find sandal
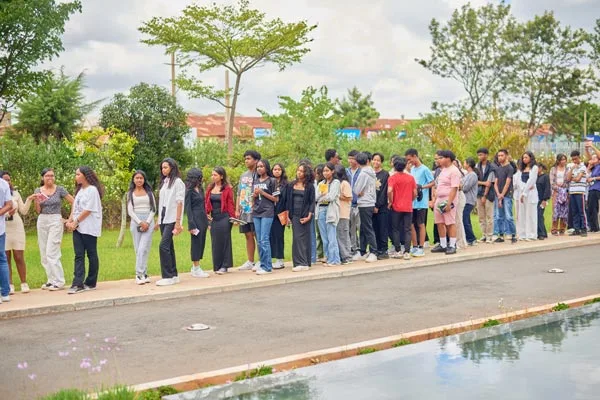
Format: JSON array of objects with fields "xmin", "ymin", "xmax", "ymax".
[{"xmin": 551, "ymin": 229, "xmax": 558, "ymax": 236}]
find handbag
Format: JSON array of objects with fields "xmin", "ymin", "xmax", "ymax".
[{"xmin": 277, "ymin": 210, "xmax": 289, "ymax": 225}]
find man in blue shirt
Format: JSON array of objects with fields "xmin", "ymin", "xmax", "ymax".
[{"xmin": 405, "ymin": 149, "xmax": 434, "ymax": 257}]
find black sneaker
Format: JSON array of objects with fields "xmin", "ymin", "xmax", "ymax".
[
  {"xmin": 511, "ymin": 235, "xmax": 517, "ymax": 244},
  {"xmin": 569, "ymin": 230, "xmax": 580, "ymax": 236},
  {"xmin": 431, "ymin": 244, "xmax": 447, "ymax": 253},
  {"xmin": 377, "ymin": 253, "xmax": 390, "ymax": 260},
  {"xmin": 580, "ymin": 231, "xmax": 588, "ymax": 237},
  {"xmin": 84, "ymin": 285, "xmax": 96, "ymax": 291},
  {"xmin": 445, "ymin": 246, "xmax": 457, "ymax": 255},
  {"xmin": 494, "ymin": 236, "xmax": 505, "ymax": 243},
  {"xmin": 41, "ymin": 282, "xmax": 53, "ymax": 290},
  {"xmin": 67, "ymin": 286, "xmax": 85, "ymax": 295}
]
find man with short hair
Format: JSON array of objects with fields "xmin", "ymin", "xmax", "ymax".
[
  {"xmin": 372, "ymin": 153, "xmax": 389, "ymax": 259},
  {"xmin": 346, "ymin": 150, "xmax": 361, "ymax": 255},
  {"xmin": 388, "ymin": 157, "xmax": 417, "ymax": 260},
  {"xmin": 237, "ymin": 150, "xmax": 261, "ymax": 270},
  {"xmin": 431, "ymin": 150, "xmax": 461, "ymax": 255},
  {"xmin": 325, "ymin": 149, "xmax": 341, "ymax": 165},
  {"xmin": 0, "ymin": 177, "xmax": 13, "ymax": 303},
  {"xmin": 494, "ymin": 149, "xmax": 517, "ymax": 243},
  {"xmin": 566, "ymin": 150, "xmax": 588, "ymax": 236},
  {"xmin": 405, "ymin": 148, "xmax": 434, "ymax": 257},
  {"xmin": 476, "ymin": 148, "xmax": 496, "ymax": 243},
  {"xmin": 352, "ymin": 152, "xmax": 378, "ymax": 262}
]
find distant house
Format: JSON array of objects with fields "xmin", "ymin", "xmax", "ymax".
[
  {"xmin": 0, "ymin": 112, "xmax": 12, "ymax": 135},
  {"xmin": 186, "ymin": 113, "xmax": 272, "ymax": 140}
]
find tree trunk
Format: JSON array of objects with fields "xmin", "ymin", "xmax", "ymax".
[
  {"xmin": 116, "ymin": 193, "xmax": 127, "ymax": 248},
  {"xmin": 227, "ymin": 73, "xmax": 243, "ymax": 156}
]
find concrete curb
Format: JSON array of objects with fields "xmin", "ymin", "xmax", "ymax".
[
  {"xmin": 132, "ymin": 293, "xmax": 600, "ymax": 394},
  {"xmin": 1, "ymin": 237, "xmax": 598, "ymax": 320}
]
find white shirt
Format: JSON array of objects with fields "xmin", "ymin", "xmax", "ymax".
[
  {"xmin": 73, "ymin": 185, "xmax": 103, "ymax": 237},
  {"xmin": 0, "ymin": 179, "xmax": 12, "ymax": 236},
  {"xmin": 158, "ymin": 178, "xmax": 185, "ymax": 224},
  {"xmin": 127, "ymin": 192, "xmax": 155, "ymax": 224}
]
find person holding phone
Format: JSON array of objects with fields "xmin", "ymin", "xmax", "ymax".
[{"xmin": 205, "ymin": 167, "xmax": 235, "ymax": 274}]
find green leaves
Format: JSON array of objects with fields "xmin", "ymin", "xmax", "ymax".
[{"xmin": 334, "ymin": 87, "xmax": 380, "ymax": 130}]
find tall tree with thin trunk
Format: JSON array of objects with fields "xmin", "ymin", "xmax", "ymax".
[
  {"xmin": 139, "ymin": 0, "xmax": 317, "ymax": 156},
  {"xmin": 334, "ymin": 87, "xmax": 380, "ymax": 131}
]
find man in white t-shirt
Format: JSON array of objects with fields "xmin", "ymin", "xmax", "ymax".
[{"xmin": 0, "ymin": 178, "xmax": 14, "ymax": 302}]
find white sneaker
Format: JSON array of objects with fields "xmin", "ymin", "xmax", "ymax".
[
  {"xmin": 390, "ymin": 251, "xmax": 402, "ymax": 259},
  {"xmin": 326, "ymin": 263, "xmax": 341, "ymax": 267},
  {"xmin": 256, "ymin": 268, "xmax": 272, "ymax": 275},
  {"xmin": 403, "ymin": 252, "xmax": 411, "ymax": 260},
  {"xmin": 238, "ymin": 260, "xmax": 255, "ymax": 271},
  {"xmin": 191, "ymin": 266, "xmax": 210, "ymax": 278},
  {"xmin": 135, "ymin": 276, "xmax": 145, "ymax": 285},
  {"xmin": 292, "ymin": 265, "xmax": 309, "ymax": 272},
  {"xmin": 365, "ymin": 253, "xmax": 378, "ymax": 263},
  {"xmin": 172, "ymin": 276, "xmax": 180, "ymax": 284},
  {"xmin": 144, "ymin": 275, "xmax": 151, "ymax": 284},
  {"xmin": 9, "ymin": 285, "xmax": 15, "ymax": 295},
  {"xmin": 1, "ymin": 295, "xmax": 10, "ymax": 302},
  {"xmin": 352, "ymin": 252, "xmax": 366, "ymax": 261},
  {"xmin": 21, "ymin": 283, "xmax": 30, "ymax": 293},
  {"xmin": 215, "ymin": 268, "xmax": 227, "ymax": 275},
  {"xmin": 272, "ymin": 260, "xmax": 285, "ymax": 270},
  {"xmin": 251, "ymin": 263, "xmax": 261, "ymax": 272},
  {"xmin": 486, "ymin": 238, "xmax": 494, "ymax": 244},
  {"xmin": 423, "ymin": 242, "xmax": 430, "ymax": 249},
  {"xmin": 156, "ymin": 278, "xmax": 175, "ymax": 286}
]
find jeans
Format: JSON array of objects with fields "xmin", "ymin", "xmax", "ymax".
[
  {"xmin": 317, "ymin": 208, "xmax": 341, "ymax": 264},
  {"xmin": 569, "ymin": 194, "xmax": 587, "ymax": 231},
  {"xmin": 494, "ymin": 196, "xmax": 515, "ymax": 236},
  {"xmin": 463, "ymin": 204, "xmax": 476, "ymax": 244},
  {"xmin": 130, "ymin": 219, "xmax": 154, "ymax": 277},
  {"xmin": 72, "ymin": 230, "xmax": 99, "ymax": 288},
  {"xmin": 253, "ymin": 216, "xmax": 274, "ymax": 271},
  {"xmin": 159, "ymin": 223, "xmax": 178, "ymax": 279},
  {"xmin": 358, "ymin": 207, "xmax": 377, "ymax": 255},
  {"xmin": 0, "ymin": 234, "xmax": 10, "ymax": 297}
]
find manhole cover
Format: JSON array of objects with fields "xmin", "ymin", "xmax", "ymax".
[{"xmin": 186, "ymin": 323, "xmax": 211, "ymax": 331}]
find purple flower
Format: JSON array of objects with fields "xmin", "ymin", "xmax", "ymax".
[
  {"xmin": 107, "ymin": 347, "xmax": 111, "ymax": 351},
  {"xmin": 80, "ymin": 359, "xmax": 92, "ymax": 369},
  {"xmin": 99, "ymin": 359, "xmax": 108, "ymax": 366},
  {"xmin": 17, "ymin": 362, "xmax": 28, "ymax": 370},
  {"xmin": 28, "ymin": 374, "xmax": 37, "ymax": 380},
  {"xmin": 103, "ymin": 336, "xmax": 117, "ymax": 343},
  {"xmin": 69, "ymin": 338, "xmax": 77, "ymax": 344},
  {"xmin": 91, "ymin": 366, "xmax": 102, "ymax": 373},
  {"xmin": 72, "ymin": 347, "xmax": 77, "ymax": 351},
  {"xmin": 58, "ymin": 351, "xmax": 70, "ymax": 357}
]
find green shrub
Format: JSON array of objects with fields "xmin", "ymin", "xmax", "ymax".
[
  {"xmin": 392, "ymin": 339, "xmax": 412, "ymax": 347},
  {"xmin": 584, "ymin": 298, "xmax": 600, "ymax": 305},
  {"xmin": 482, "ymin": 319, "xmax": 500, "ymax": 328},
  {"xmin": 552, "ymin": 303, "xmax": 570, "ymax": 312},
  {"xmin": 234, "ymin": 365, "xmax": 273, "ymax": 381},
  {"xmin": 357, "ymin": 347, "xmax": 377, "ymax": 355},
  {"xmin": 40, "ymin": 389, "xmax": 87, "ymax": 400}
]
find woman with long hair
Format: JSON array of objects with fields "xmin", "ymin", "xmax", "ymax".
[
  {"xmin": 287, "ymin": 163, "xmax": 315, "ymax": 271},
  {"xmin": 335, "ymin": 164, "xmax": 353, "ymax": 264},
  {"xmin": 205, "ymin": 167, "xmax": 235, "ymax": 274},
  {"xmin": 65, "ymin": 166, "xmax": 104, "ymax": 294},
  {"xmin": 550, "ymin": 153, "xmax": 568, "ymax": 235},
  {"xmin": 0, "ymin": 171, "xmax": 34, "ymax": 294},
  {"xmin": 270, "ymin": 163, "xmax": 288, "ymax": 270},
  {"xmin": 155, "ymin": 158, "xmax": 185, "ymax": 286},
  {"xmin": 127, "ymin": 170, "xmax": 156, "ymax": 285},
  {"xmin": 251, "ymin": 159, "xmax": 278, "ymax": 275},
  {"xmin": 316, "ymin": 162, "xmax": 341, "ymax": 266},
  {"xmin": 461, "ymin": 159, "xmax": 479, "ymax": 246},
  {"xmin": 31, "ymin": 168, "xmax": 74, "ymax": 291},
  {"xmin": 514, "ymin": 151, "xmax": 539, "ymax": 240},
  {"xmin": 185, "ymin": 168, "xmax": 210, "ymax": 278}
]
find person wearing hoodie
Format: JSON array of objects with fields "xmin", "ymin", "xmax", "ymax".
[
  {"xmin": 372, "ymin": 153, "xmax": 390, "ymax": 260},
  {"xmin": 352, "ymin": 152, "xmax": 378, "ymax": 263}
]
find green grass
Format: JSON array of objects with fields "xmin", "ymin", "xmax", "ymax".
[
  {"xmin": 392, "ymin": 339, "xmax": 412, "ymax": 347},
  {"xmin": 40, "ymin": 386, "xmax": 135, "ymax": 400},
  {"xmin": 136, "ymin": 386, "xmax": 178, "ymax": 400},
  {"xmin": 482, "ymin": 319, "xmax": 500, "ymax": 328},
  {"xmin": 234, "ymin": 365, "xmax": 273, "ymax": 382},
  {"xmin": 552, "ymin": 303, "xmax": 570, "ymax": 312},
  {"xmin": 584, "ymin": 298, "xmax": 600, "ymax": 305},
  {"xmin": 357, "ymin": 347, "xmax": 378, "ymax": 355},
  {"xmin": 14, "ymin": 204, "xmax": 555, "ymax": 289}
]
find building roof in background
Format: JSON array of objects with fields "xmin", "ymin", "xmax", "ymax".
[
  {"xmin": 534, "ymin": 124, "xmax": 556, "ymax": 136},
  {"xmin": 187, "ymin": 113, "xmax": 272, "ymax": 139}
]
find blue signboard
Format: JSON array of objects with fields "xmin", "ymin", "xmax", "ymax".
[
  {"xmin": 585, "ymin": 135, "xmax": 600, "ymax": 143},
  {"xmin": 254, "ymin": 128, "xmax": 271, "ymax": 139},
  {"xmin": 336, "ymin": 128, "xmax": 361, "ymax": 140}
]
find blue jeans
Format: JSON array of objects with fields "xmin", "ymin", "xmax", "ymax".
[
  {"xmin": 463, "ymin": 204, "xmax": 476, "ymax": 244},
  {"xmin": 253, "ymin": 217, "xmax": 274, "ymax": 272},
  {"xmin": 494, "ymin": 197, "xmax": 516, "ymax": 236},
  {"xmin": 318, "ymin": 208, "xmax": 341, "ymax": 265},
  {"xmin": 0, "ymin": 234, "xmax": 10, "ymax": 297},
  {"xmin": 310, "ymin": 218, "xmax": 317, "ymax": 263}
]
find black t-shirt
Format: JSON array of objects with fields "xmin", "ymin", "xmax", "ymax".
[
  {"xmin": 495, "ymin": 164, "xmax": 514, "ymax": 197},
  {"xmin": 252, "ymin": 177, "xmax": 277, "ymax": 218}
]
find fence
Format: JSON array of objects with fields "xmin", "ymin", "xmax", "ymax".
[{"xmin": 528, "ymin": 140, "xmax": 585, "ymax": 156}]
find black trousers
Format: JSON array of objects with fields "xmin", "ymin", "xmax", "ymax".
[
  {"xmin": 159, "ymin": 223, "xmax": 178, "ymax": 278},
  {"xmin": 358, "ymin": 206, "xmax": 377, "ymax": 255},
  {"xmin": 190, "ymin": 227, "xmax": 207, "ymax": 262},
  {"xmin": 537, "ymin": 201, "xmax": 548, "ymax": 238},
  {"xmin": 569, "ymin": 194, "xmax": 586, "ymax": 231},
  {"xmin": 270, "ymin": 216, "xmax": 285, "ymax": 259},
  {"xmin": 292, "ymin": 215, "xmax": 312, "ymax": 267},
  {"xmin": 72, "ymin": 230, "xmax": 99, "ymax": 288},
  {"xmin": 392, "ymin": 211, "xmax": 412, "ymax": 253},
  {"xmin": 372, "ymin": 208, "xmax": 389, "ymax": 255},
  {"xmin": 588, "ymin": 190, "xmax": 600, "ymax": 232}
]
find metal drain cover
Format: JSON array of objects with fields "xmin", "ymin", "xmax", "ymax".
[{"xmin": 186, "ymin": 323, "xmax": 211, "ymax": 331}]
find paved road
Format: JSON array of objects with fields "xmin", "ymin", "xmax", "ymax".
[{"xmin": 2, "ymin": 246, "xmax": 599, "ymax": 399}]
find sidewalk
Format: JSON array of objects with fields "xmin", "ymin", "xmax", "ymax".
[{"xmin": 1, "ymin": 234, "xmax": 598, "ymax": 320}]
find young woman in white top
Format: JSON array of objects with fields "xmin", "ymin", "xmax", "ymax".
[
  {"xmin": 316, "ymin": 162, "xmax": 341, "ymax": 266},
  {"xmin": 514, "ymin": 151, "xmax": 539, "ymax": 240},
  {"xmin": 65, "ymin": 166, "xmax": 104, "ymax": 294},
  {"xmin": 155, "ymin": 158, "xmax": 185, "ymax": 286},
  {"xmin": 127, "ymin": 170, "xmax": 156, "ymax": 285}
]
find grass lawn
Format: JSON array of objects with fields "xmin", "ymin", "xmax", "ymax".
[{"xmin": 14, "ymin": 206, "xmax": 555, "ymax": 289}]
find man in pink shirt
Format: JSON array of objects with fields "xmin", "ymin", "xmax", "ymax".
[{"xmin": 431, "ymin": 150, "xmax": 461, "ymax": 255}]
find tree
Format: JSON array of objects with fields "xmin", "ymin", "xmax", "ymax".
[
  {"xmin": 99, "ymin": 83, "xmax": 191, "ymax": 187},
  {"xmin": 548, "ymin": 101, "xmax": 600, "ymax": 138},
  {"xmin": 14, "ymin": 69, "xmax": 98, "ymax": 142},
  {"xmin": 504, "ymin": 12, "xmax": 597, "ymax": 134},
  {"xmin": 0, "ymin": 0, "xmax": 82, "ymax": 123},
  {"xmin": 416, "ymin": 2, "xmax": 513, "ymax": 116},
  {"xmin": 590, "ymin": 19, "xmax": 600, "ymax": 68},
  {"xmin": 334, "ymin": 87, "xmax": 380, "ymax": 131},
  {"xmin": 139, "ymin": 0, "xmax": 317, "ymax": 156}
]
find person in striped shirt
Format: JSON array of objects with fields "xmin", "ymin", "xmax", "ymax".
[{"xmin": 566, "ymin": 150, "xmax": 588, "ymax": 236}]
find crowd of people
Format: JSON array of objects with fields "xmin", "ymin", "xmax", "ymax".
[{"xmin": 1, "ymin": 142, "xmax": 599, "ymax": 302}]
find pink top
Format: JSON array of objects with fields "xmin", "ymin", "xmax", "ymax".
[{"xmin": 436, "ymin": 165, "xmax": 461, "ymax": 202}]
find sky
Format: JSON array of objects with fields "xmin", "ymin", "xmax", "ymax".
[{"xmin": 48, "ymin": 0, "xmax": 600, "ymax": 120}]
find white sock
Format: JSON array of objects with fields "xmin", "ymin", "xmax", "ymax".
[
  {"xmin": 440, "ymin": 238, "xmax": 447, "ymax": 248},
  {"xmin": 449, "ymin": 238, "xmax": 457, "ymax": 248}
]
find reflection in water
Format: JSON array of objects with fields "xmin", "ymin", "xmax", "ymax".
[{"xmin": 232, "ymin": 380, "xmax": 312, "ymax": 400}]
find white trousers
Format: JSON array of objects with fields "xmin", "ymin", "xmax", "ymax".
[
  {"xmin": 37, "ymin": 214, "xmax": 65, "ymax": 286},
  {"xmin": 130, "ymin": 219, "xmax": 154, "ymax": 277},
  {"xmin": 517, "ymin": 201, "xmax": 538, "ymax": 240}
]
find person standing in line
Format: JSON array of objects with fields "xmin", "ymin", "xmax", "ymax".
[
  {"xmin": 514, "ymin": 152, "xmax": 539, "ymax": 241},
  {"xmin": 550, "ymin": 154, "xmax": 569, "ymax": 235},
  {"xmin": 185, "ymin": 168, "xmax": 210, "ymax": 279},
  {"xmin": 155, "ymin": 158, "xmax": 185, "ymax": 286},
  {"xmin": 388, "ymin": 157, "xmax": 417, "ymax": 260},
  {"xmin": 270, "ymin": 163, "xmax": 288, "ymax": 269},
  {"xmin": 536, "ymin": 164, "xmax": 552, "ymax": 240},
  {"xmin": 288, "ymin": 163, "xmax": 315, "ymax": 272},
  {"xmin": 405, "ymin": 149, "xmax": 434, "ymax": 257},
  {"xmin": 346, "ymin": 150, "xmax": 361, "ymax": 257},
  {"xmin": 205, "ymin": 167, "xmax": 235, "ymax": 274},
  {"xmin": 387, "ymin": 155, "xmax": 400, "ymax": 251},
  {"xmin": 127, "ymin": 170, "xmax": 156, "ymax": 285},
  {"xmin": 317, "ymin": 162, "xmax": 341, "ymax": 267},
  {"xmin": 314, "ymin": 164, "xmax": 326, "ymax": 263},
  {"xmin": 475, "ymin": 148, "xmax": 496, "ymax": 243},
  {"xmin": 585, "ymin": 142, "xmax": 600, "ymax": 233},
  {"xmin": 325, "ymin": 149, "xmax": 341, "ymax": 165},
  {"xmin": 452, "ymin": 159, "xmax": 468, "ymax": 249},
  {"xmin": 371, "ymin": 153, "xmax": 389, "ymax": 260},
  {"xmin": 493, "ymin": 149, "xmax": 517, "ymax": 244},
  {"xmin": 65, "ymin": 166, "xmax": 103, "ymax": 294},
  {"xmin": 252, "ymin": 159, "xmax": 278, "ymax": 275},
  {"xmin": 352, "ymin": 152, "xmax": 378, "ymax": 263},
  {"xmin": 431, "ymin": 152, "xmax": 444, "ymax": 247},
  {"xmin": 31, "ymin": 168, "xmax": 74, "ymax": 291},
  {"xmin": 462, "ymin": 158, "xmax": 479, "ymax": 246},
  {"xmin": 566, "ymin": 150, "xmax": 588, "ymax": 236},
  {"xmin": 431, "ymin": 151, "xmax": 461, "ymax": 255},
  {"xmin": 1, "ymin": 172, "xmax": 34, "ymax": 294},
  {"xmin": 236, "ymin": 150, "xmax": 260, "ymax": 271},
  {"xmin": 0, "ymin": 176, "xmax": 13, "ymax": 303},
  {"xmin": 335, "ymin": 164, "xmax": 353, "ymax": 265}
]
